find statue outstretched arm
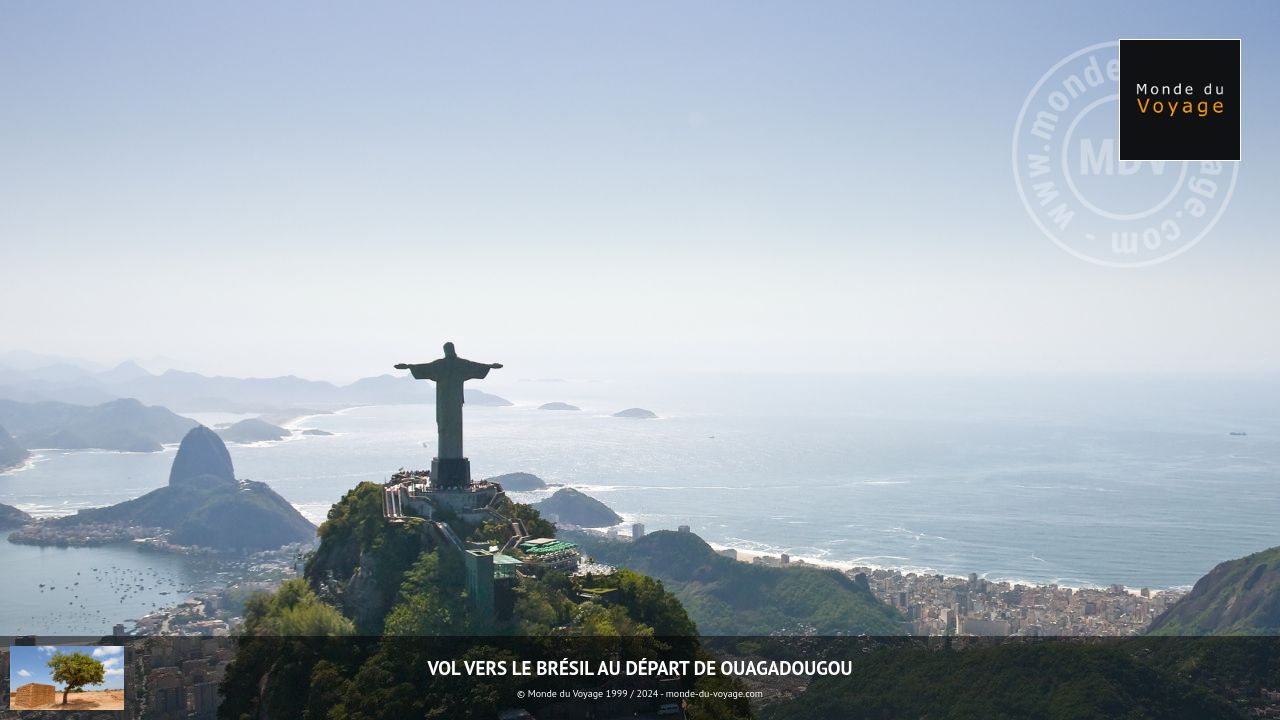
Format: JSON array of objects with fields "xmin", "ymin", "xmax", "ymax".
[{"xmin": 395, "ymin": 362, "xmax": 438, "ymax": 380}]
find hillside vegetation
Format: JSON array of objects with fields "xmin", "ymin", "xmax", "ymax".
[
  {"xmin": 572, "ymin": 530, "xmax": 905, "ymax": 635},
  {"xmin": 1148, "ymin": 545, "xmax": 1280, "ymax": 636},
  {"xmin": 222, "ymin": 481, "xmax": 751, "ymax": 720}
]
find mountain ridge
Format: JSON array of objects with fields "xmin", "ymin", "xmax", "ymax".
[
  {"xmin": 0, "ymin": 398, "xmax": 196, "ymax": 452},
  {"xmin": 0, "ymin": 358, "xmax": 512, "ymax": 412}
]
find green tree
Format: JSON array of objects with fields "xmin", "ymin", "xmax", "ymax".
[
  {"xmin": 47, "ymin": 651, "xmax": 105, "ymax": 705},
  {"xmin": 243, "ymin": 578, "xmax": 355, "ymax": 636},
  {"xmin": 383, "ymin": 550, "xmax": 477, "ymax": 636},
  {"xmin": 469, "ymin": 497, "xmax": 555, "ymax": 544}
]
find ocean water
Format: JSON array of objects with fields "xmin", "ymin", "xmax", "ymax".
[
  {"xmin": 0, "ymin": 530, "xmax": 232, "ymax": 636},
  {"xmin": 2, "ymin": 373, "xmax": 1278, "ymax": 633}
]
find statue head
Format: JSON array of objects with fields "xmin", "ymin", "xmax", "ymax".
[{"xmin": 443, "ymin": 342, "xmax": 457, "ymax": 358}]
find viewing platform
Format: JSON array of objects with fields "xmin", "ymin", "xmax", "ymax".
[{"xmin": 382, "ymin": 469, "xmax": 506, "ymax": 525}]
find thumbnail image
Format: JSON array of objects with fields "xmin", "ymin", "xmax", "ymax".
[{"xmin": 8, "ymin": 645, "xmax": 125, "ymax": 712}]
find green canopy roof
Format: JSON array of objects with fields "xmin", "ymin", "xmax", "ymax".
[{"xmin": 520, "ymin": 540, "xmax": 579, "ymax": 555}]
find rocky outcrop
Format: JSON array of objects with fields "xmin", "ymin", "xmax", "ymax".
[
  {"xmin": 613, "ymin": 407, "xmax": 657, "ymax": 419},
  {"xmin": 216, "ymin": 418, "xmax": 291, "ymax": 443},
  {"xmin": 169, "ymin": 426, "xmax": 236, "ymax": 488},
  {"xmin": 488, "ymin": 472, "xmax": 547, "ymax": 491},
  {"xmin": 303, "ymin": 483, "xmax": 431, "ymax": 633},
  {"xmin": 534, "ymin": 488, "xmax": 622, "ymax": 528},
  {"xmin": 16, "ymin": 427, "xmax": 313, "ymax": 552}
]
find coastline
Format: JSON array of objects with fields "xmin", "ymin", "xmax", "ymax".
[
  {"xmin": 702, "ymin": 539, "xmax": 1189, "ymax": 597},
  {"xmin": 0, "ymin": 402, "xmax": 1214, "ymax": 615},
  {"xmin": 572, "ymin": 524, "xmax": 1186, "ymax": 635},
  {"xmin": 0, "ymin": 451, "xmax": 40, "ymax": 476},
  {"xmin": 598, "ymin": 514, "xmax": 1194, "ymax": 596},
  {"xmin": 264, "ymin": 403, "xmax": 376, "ymax": 436},
  {"xmin": 5, "ymin": 448, "xmax": 1198, "ymax": 595}
]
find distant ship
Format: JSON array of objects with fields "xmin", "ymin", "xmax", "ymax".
[{"xmin": 1229, "ymin": 431, "xmax": 1247, "ymax": 436}]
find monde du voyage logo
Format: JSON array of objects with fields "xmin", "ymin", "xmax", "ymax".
[{"xmin": 1013, "ymin": 40, "xmax": 1240, "ymax": 267}]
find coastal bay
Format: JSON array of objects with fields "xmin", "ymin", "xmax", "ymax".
[{"xmin": 2, "ymin": 375, "xmax": 1278, "ymax": 635}]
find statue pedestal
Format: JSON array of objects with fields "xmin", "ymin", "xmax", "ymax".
[{"xmin": 431, "ymin": 457, "xmax": 471, "ymax": 489}]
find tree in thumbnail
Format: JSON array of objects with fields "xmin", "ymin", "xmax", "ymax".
[{"xmin": 47, "ymin": 651, "xmax": 105, "ymax": 705}]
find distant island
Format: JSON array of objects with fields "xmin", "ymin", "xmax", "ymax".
[
  {"xmin": 487, "ymin": 471, "xmax": 547, "ymax": 491},
  {"xmin": 0, "ymin": 423, "xmax": 29, "ymax": 470},
  {"xmin": 0, "ymin": 398, "xmax": 195, "ymax": 452},
  {"xmin": 535, "ymin": 487, "xmax": 622, "ymax": 527},
  {"xmin": 538, "ymin": 401, "xmax": 581, "ymax": 411},
  {"xmin": 216, "ymin": 418, "xmax": 291, "ymax": 443},
  {"xmin": 8, "ymin": 426, "xmax": 315, "ymax": 552},
  {"xmin": 0, "ymin": 502, "xmax": 31, "ymax": 530},
  {"xmin": 301, "ymin": 428, "xmax": 334, "ymax": 436},
  {"xmin": 613, "ymin": 407, "xmax": 658, "ymax": 419}
]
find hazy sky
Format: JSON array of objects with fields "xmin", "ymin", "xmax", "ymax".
[{"xmin": 2, "ymin": 2, "xmax": 1277, "ymax": 382}]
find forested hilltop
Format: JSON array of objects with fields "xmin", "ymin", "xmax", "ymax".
[
  {"xmin": 218, "ymin": 482, "xmax": 751, "ymax": 720},
  {"xmin": 570, "ymin": 529, "xmax": 904, "ymax": 636},
  {"xmin": 1148, "ymin": 544, "xmax": 1280, "ymax": 636}
]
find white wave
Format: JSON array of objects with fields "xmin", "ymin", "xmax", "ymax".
[
  {"xmin": 292, "ymin": 502, "xmax": 336, "ymax": 525},
  {"xmin": 0, "ymin": 452, "xmax": 44, "ymax": 475},
  {"xmin": 13, "ymin": 502, "xmax": 97, "ymax": 518}
]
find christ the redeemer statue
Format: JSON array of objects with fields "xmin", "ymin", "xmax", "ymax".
[{"xmin": 395, "ymin": 342, "xmax": 502, "ymax": 488}]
